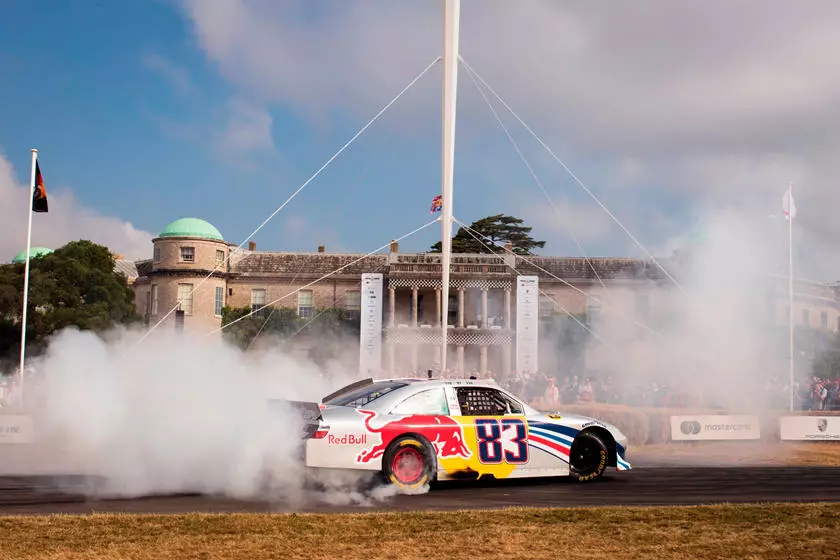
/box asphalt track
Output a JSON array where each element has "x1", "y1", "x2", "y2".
[{"x1": 1, "y1": 466, "x2": 839, "y2": 515}]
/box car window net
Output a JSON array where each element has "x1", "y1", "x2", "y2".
[
  {"x1": 457, "y1": 388, "x2": 510, "y2": 416},
  {"x1": 324, "y1": 381, "x2": 408, "y2": 408}
]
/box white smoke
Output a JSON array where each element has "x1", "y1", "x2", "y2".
[
  {"x1": 15, "y1": 325, "x2": 411, "y2": 505},
  {"x1": 582, "y1": 208, "x2": 797, "y2": 411}
]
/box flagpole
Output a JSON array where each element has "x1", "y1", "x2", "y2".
[
  {"x1": 18, "y1": 148, "x2": 38, "y2": 404},
  {"x1": 787, "y1": 182, "x2": 794, "y2": 412}
]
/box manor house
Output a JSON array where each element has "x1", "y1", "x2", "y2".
[{"x1": 117, "y1": 217, "x2": 840, "y2": 376}]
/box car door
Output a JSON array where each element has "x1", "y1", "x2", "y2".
[{"x1": 451, "y1": 386, "x2": 531, "y2": 477}]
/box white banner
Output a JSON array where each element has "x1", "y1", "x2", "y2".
[
  {"x1": 670, "y1": 415, "x2": 761, "y2": 441},
  {"x1": 0, "y1": 415, "x2": 34, "y2": 444},
  {"x1": 780, "y1": 416, "x2": 840, "y2": 441},
  {"x1": 359, "y1": 273, "x2": 383, "y2": 376},
  {"x1": 516, "y1": 275, "x2": 539, "y2": 375}
]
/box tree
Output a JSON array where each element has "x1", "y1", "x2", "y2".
[
  {"x1": 429, "y1": 214, "x2": 545, "y2": 255},
  {"x1": 0, "y1": 240, "x2": 140, "y2": 364}
]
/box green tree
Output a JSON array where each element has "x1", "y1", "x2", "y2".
[
  {"x1": 430, "y1": 214, "x2": 545, "y2": 255},
  {"x1": 0, "y1": 240, "x2": 140, "y2": 364},
  {"x1": 221, "y1": 305, "x2": 361, "y2": 366}
]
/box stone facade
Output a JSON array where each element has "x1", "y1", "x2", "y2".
[{"x1": 127, "y1": 231, "x2": 840, "y2": 376}]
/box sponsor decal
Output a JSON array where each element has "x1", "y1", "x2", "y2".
[
  {"x1": 670, "y1": 415, "x2": 760, "y2": 441},
  {"x1": 327, "y1": 433, "x2": 368, "y2": 445},
  {"x1": 582, "y1": 420, "x2": 607, "y2": 429},
  {"x1": 0, "y1": 415, "x2": 34, "y2": 444},
  {"x1": 355, "y1": 410, "x2": 472, "y2": 464},
  {"x1": 780, "y1": 416, "x2": 840, "y2": 441}
]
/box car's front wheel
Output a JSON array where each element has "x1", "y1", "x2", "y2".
[
  {"x1": 569, "y1": 431, "x2": 608, "y2": 482},
  {"x1": 382, "y1": 435, "x2": 435, "y2": 490}
]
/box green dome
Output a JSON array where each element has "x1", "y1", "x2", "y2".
[
  {"x1": 12, "y1": 247, "x2": 53, "y2": 264},
  {"x1": 159, "y1": 218, "x2": 224, "y2": 241}
]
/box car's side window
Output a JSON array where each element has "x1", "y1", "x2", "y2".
[
  {"x1": 455, "y1": 387, "x2": 522, "y2": 416},
  {"x1": 391, "y1": 388, "x2": 450, "y2": 416}
]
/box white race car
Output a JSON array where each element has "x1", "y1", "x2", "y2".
[{"x1": 294, "y1": 377, "x2": 631, "y2": 490}]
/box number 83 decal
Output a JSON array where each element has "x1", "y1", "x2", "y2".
[{"x1": 475, "y1": 418, "x2": 529, "y2": 464}]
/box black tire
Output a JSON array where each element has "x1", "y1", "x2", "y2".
[
  {"x1": 382, "y1": 435, "x2": 435, "y2": 490},
  {"x1": 569, "y1": 431, "x2": 608, "y2": 482}
]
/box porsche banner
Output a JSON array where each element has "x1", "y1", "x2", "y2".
[
  {"x1": 516, "y1": 275, "x2": 539, "y2": 375},
  {"x1": 359, "y1": 273, "x2": 383, "y2": 376},
  {"x1": 780, "y1": 416, "x2": 840, "y2": 440}
]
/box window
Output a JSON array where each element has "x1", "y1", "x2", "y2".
[
  {"x1": 153, "y1": 247, "x2": 161, "y2": 262},
  {"x1": 151, "y1": 285, "x2": 158, "y2": 315},
  {"x1": 345, "y1": 290, "x2": 361, "y2": 311},
  {"x1": 802, "y1": 309, "x2": 810, "y2": 327},
  {"x1": 214, "y1": 286, "x2": 224, "y2": 316},
  {"x1": 455, "y1": 387, "x2": 523, "y2": 416},
  {"x1": 298, "y1": 290, "x2": 313, "y2": 318},
  {"x1": 215, "y1": 250, "x2": 225, "y2": 267},
  {"x1": 177, "y1": 283, "x2": 194, "y2": 315},
  {"x1": 391, "y1": 389, "x2": 449, "y2": 416},
  {"x1": 323, "y1": 381, "x2": 408, "y2": 408},
  {"x1": 251, "y1": 289, "x2": 266, "y2": 313},
  {"x1": 821, "y1": 311, "x2": 828, "y2": 330},
  {"x1": 539, "y1": 295, "x2": 554, "y2": 318},
  {"x1": 180, "y1": 247, "x2": 195, "y2": 263},
  {"x1": 587, "y1": 297, "x2": 602, "y2": 325}
]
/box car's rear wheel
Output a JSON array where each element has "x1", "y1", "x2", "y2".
[
  {"x1": 569, "y1": 431, "x2": 608, "y2": 482},
  {"x1": 382, "y1": 435, "x2": 434, "y2": 490}
]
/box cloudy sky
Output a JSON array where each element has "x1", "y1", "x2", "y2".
[{"x1": 1, "y1": 1, "x2": 838, "y2": 278}]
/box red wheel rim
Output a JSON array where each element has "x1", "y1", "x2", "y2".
[{"x1": 392, "y1": 447, "x2": 424, "y2": 484}]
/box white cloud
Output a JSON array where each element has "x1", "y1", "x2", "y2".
[
  {"x1": 0, "y1": 151, "x2": 154, "y2": 262},
  {"x1": 141, "y1": 53, "x2": 194, "y2": 94},
  {"x1": 179, "y1": 0, "x2": 840, "y2": 278},
  {"x1": 217, "y1": 99, "x2": 275, "y2": 155}
]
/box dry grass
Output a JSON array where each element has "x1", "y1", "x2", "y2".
[
  {"x1": 0, "y1": 503, "x2": 838, "y2": 560},
  {"x1": 633, "y1": 441, "x2": 840, "y2": 466}
]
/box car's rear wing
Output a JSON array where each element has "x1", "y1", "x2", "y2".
[
  {"x1": 320, "y1": 377, "x2": 374, "y2": 404},
  {"x1": 267, "y1": 399, "x2": 322, "y2": 439}
]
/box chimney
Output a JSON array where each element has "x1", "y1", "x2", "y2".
[
  {"x1": 317, "y1": 244, "x2": 325, "y2": 253},
  {"x1": 504, "y1": 241, "x2": 513, "y2": 253},
  {"x1": 248, "y1": 241, "x2": 256, "y2": 251},
  {"x1": 390, "y1": 239, "x2": 399, "y2": 253}
]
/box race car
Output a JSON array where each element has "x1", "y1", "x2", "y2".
[{"x1": 296, "y1": 377, "x2": 631, "y2": 490}]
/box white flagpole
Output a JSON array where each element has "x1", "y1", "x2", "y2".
[
  {"x1": 787, "y1": 183, "x2": 794, "y2": 412},
  {"x1": 439, "y1": 0, "x2": 460, "y2": 374},
  {"x1": 18, "y1": 148, "x2": 38, "y2": 404}
]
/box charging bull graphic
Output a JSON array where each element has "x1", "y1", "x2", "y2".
[{"x1": 355, "y1": 410, "x2": 473, "y2": 463}]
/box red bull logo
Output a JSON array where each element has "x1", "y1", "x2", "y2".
[
  {"x1": 327, "y1": 433, "x2": 368, "y2": 445},
  {"x1": 355, "y1": 410, "x2": 473, "y2": 464}
]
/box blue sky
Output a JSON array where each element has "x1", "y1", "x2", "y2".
[{"x1": 1, "y1": 1, "x2": 837, "y2": 279}]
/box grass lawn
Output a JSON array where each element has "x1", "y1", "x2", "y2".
[{"x1": 0, "y1": 503, "x2": 838, "y2": 560}]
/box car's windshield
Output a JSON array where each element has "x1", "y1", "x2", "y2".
[{"x1": 323, "y1": 381, "x2": 408, "y2": 408}]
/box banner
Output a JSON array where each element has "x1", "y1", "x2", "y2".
[
  {"x1": 780, "y1": 416, "x2": 840, "y2": 441},
  {"x1": 516, "y1": 275, "x2": 539, "y2": 374},
  {"x1": 359, "y1": 273, "x2": 383, "y2": 376},
  {"x1": 0, "y1": 415, "x2": 34, "y2": 444},
  {"x1": 670, "y1": 415, "x2": 760, "y2": 441}
]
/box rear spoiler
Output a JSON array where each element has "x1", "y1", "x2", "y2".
[
  {"x1": 320, "y1": 377, "x2": 374, "y2": 404},
  {"x1": 267, "y1": 399, "x2": 322, "y2": 439}
]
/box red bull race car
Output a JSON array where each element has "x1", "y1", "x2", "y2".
[{"x1": 297, "y1": 377, "x2": 631, "y2": 490}]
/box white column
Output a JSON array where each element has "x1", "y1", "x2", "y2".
[
  {"x1": 480, "y1": 346, "x2": 488, "y2": 375},
  {"x1": 389, "y1": 286, "x2": 396, "y2": 328},
  {"x1": 503, "y1": 344, "x2": 512, "y2": 376},
  {"x1": 389, "y1": 343, "x2": 396, "y2": 376},
  {"x1": 504, "y1": 288, "x2": 511, "y2": 329},
  {"x1": 457, "y1": 345, "x2": 465, "y2": 376},
  {"x1": 435, "y1": 288, "x2": 442, "y2": 326},
  {"x1": 458, "y1": 288, "x2": 465, "y2": 328},
  {"x1": 411, "y1": 287, "x2": 419, "y2": 327},
  {"x1": 481, "y1": 288, "x2": 488, "y2": 328}
]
